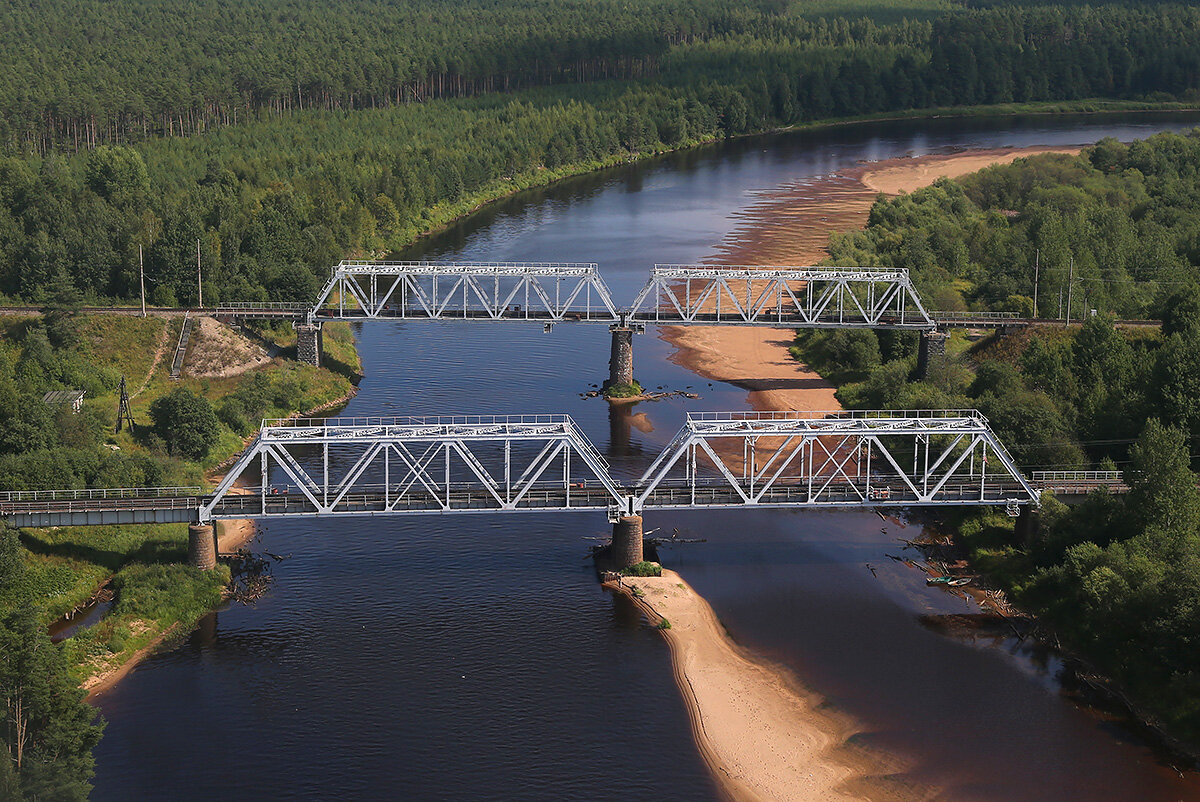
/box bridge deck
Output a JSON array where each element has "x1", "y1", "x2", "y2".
[{"x1": 0, "y1": 479, "x2": 1120, "y2": 528}]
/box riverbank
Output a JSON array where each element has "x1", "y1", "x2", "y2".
[
  {"x1": 607, "y1": 570, "x2": 913, "y2": 801},
  {"x1": 0, "y1": 311, "x2": 361, "y2": 702},
  {"x1": 396, "y1": 98, "x2": 1185, "y2": 255},
  {"x1": 664, "y1": 144, "x2": 1082, "y2": 402},
  {"x1": 648, "y1": 144, "x2": 1092, "y2": 798}
]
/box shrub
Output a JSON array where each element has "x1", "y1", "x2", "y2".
[
  {"x1": 621, "y1": 561, "x2": 661, "y2": 577},
  {"x1": 603, "y1": 380, "x2": 643, "y2": 399},
  {"x1": 149, "y1": 387, "x2": 219, "y2": 459}
]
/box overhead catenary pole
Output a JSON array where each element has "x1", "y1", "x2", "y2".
[
  {"x1": 1066, "y1": 255, "x2": 1074, "y2": 326},
  {"x1": 197, "y1": 238, "x2": 203, "y2": 308},
  {"x1": 139, "y1": 245, "x2": 146, "y2": 318},
  {"x1": 1032, "y1": 249, "x2": 1039, "y2": 318}
]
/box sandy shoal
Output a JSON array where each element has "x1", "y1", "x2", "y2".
[
  {"x1": 613, "y1": 571, "x2": 890, "y2": 801},
  {"x1": 649, "y1": 146, "x2": 1083, "y2": 800}
]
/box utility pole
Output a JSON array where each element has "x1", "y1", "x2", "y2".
[
  {"x1": 1066, "y1": 255, "x2": 1074, "y2": 326},
  {"x1": 196, "y1": 238, "x2": 203, "y2": 309},
  {"x1": 1032, "y1": 249, "x2": 1039, "y2": 318},
  {"x1": 139, "y1": 245, "x2": 146, "y2": 318}
]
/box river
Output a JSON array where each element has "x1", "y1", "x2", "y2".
[{"x1": 92, "y1": 112, "x2": 1200, "y2": 800}]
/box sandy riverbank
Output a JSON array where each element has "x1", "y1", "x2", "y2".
[
  {"x1": 652, "y1": 146, "x2": 1083, "y2": 800},
  {"x1": 665, "y1": 145, "x2": 1082, "y2": 412}
]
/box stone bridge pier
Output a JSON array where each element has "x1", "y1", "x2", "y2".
[
  {"x1": 188, "y1": 523, "x2": 217, "y2": 570},
  {"x1": 605, "y1": 324, "x2": 635, "y2": 391},
  {"x1": 915, "y1": 330, "x2": 949, "y2": 380},
  {"x1": 610, "y1": 515, "x2": 644, "y2": 568},
  {"x1": 296, "y1": 322, "x2": 323, "y2": 367}
]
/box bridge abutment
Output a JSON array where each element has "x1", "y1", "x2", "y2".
[
  {"x1": 610, "y1": 515, "x2": 644, "y2": 569},
  {"x1": 604, "y1": 325, "x2": 635, "y2": 393},
  {"x1": 188, "y1": 523, "x2": 217, "y2": 570},
  {"x1": 1015, "y1": 505, "x2": 1040, "y2": 548},
  {"x1": 296, "y1": 322, "x2": 323, "y2": 367},
  {"x1": 915, "y1": 330, "x2": 949, "y2": 380}
]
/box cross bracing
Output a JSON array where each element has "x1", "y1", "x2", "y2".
[
  {"x1": 309, "y1": 261, "x2": 621, "y2": 324},
  {"x1": 627, "y1": 265, "x2": 936, "y2": 329},
  {"x1": 198, "y1": 415, "x2": 629, "y2": 522},
  {"x1": 182, "y1": 410, "x2": 1037, "y2": 524},
  {"x1": 630, "y1": 410, "x2": 1039, "y2": 514}
]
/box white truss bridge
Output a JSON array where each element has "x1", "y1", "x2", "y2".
[
  {"x1": 308, "y1": 261, "x2": 622, "y2": 323},
  {"x1": 0, "y1": 410, "x2": 1043, "y2": 528},
  {"x1": 627, "y1": 265, "x2": 934, "y2": 328},
  {"x1": 216, "y1": 261, "x2": 938, "y2": 330}
]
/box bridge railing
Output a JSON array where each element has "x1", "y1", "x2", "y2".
[
  {"x1": 685, "y1": 409, "x2": 986, "y2": 423},
  {"x1": 930, "y1": 311, "x2": 1023, "y2": 321},
  {"x1": 260, "y1": 414, "x2": 575, "y2": 430},
  {"x1": 214, "y1": 302, "x2": 310, "y2": 313},
  {"x1": 0, "y1": 486, "x2": 202, "y2": 502},
  {"x1": 1031, "y1": 470, "x2": 1122, "y2": 482}
]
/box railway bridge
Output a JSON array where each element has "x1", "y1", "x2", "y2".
[
  {"x1": 214, "y1": 261, "x2": 1009, "y2": 385},
  {"x1": 0, "y1": 410, "x2": 1121, "y2": 570}
]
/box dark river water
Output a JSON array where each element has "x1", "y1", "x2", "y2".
[{"x1": 92, "y1": 113, "x2": 1200, "y2": 800}]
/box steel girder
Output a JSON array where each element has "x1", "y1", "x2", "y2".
[
  {"x1": 627, "y1": 265, "x2": 936, "y2": 329},
  {"x1": 309, "y1": 261, "x2": 621, "y2": 324},
  {"x1": 629, "y1": 410, "x2": 1039, "y2": 513},
  {"x1": 198, "y1": 416, "x2": 628, "y2": 521}
]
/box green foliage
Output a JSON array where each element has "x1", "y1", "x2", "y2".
[
  {"x1": 656, "y1": 617, "x2": 672, "y2": 630},
  {"x1": 83, "y1": 147, "x2": 149, "y2": 202},
  {"x1": 621, "y1": 561, "x2": 663, "y2": 577},
  {"x1": 0, "y1": 525, "x2": 24, "y2": 611},
  {"x1": 149, "y1": 387, "x2": 219, "y2": 460},
  {"x1": 1126, "y1": 420, "x2": 1200, "y2": 533},
  {"x1": 603, "y1": 381, "x2": 644, "y2": 399},
  {"x1": 0, "y1": 606, "x2": 103, "y2": 801},
  {"x1": 791, "y1": 329, "x2": 881, "y2": 383},
  {"x1": 0, "y1": 6, "x2": 1194, "y2": 305},
  {"x1": 110, "y1": 564, "x2": 228, "y2": 627}
]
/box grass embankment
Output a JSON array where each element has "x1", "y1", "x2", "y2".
[
  {"x1": 10, "y1": 523, "x2": 230, "y2": 685},
  {"x1": 1, "y1": 311, "x2": 358, "y2": 686}
]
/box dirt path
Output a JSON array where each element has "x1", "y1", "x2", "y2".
[{"x1": 131, "y1": 319, "x2": 173, "y2": 398}]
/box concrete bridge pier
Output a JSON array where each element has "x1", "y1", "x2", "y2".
[
  {"x1": 605, "y1": 325, "x2": 635, "y2": 391},
  {"x1": 915, "y1": 330, "x2": 949, "y2": 380},
  {"x1": 296, "y1": 322, "x2": 323, "y2": 367},
  {"x1": 610, "y1": 515, "x2": 644, "y2": 569},
  {"x1": 188, "y1": 523, "x2": 217, "y2": 570}
]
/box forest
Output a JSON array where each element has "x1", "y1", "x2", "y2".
[
  {"x1": 795, "y1": 129, "x2": 1200, "y2": 743},
  {"x1": 1, "y1": 3, "x2": 1200, "y2": 306}
]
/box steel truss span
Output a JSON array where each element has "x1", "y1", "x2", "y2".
[
  {"x1": 193, "y1": 410, "x2": 1038, "y2": 523},
  {"x1": 199, "y1": 415, "x2": 628, "y2": 522},
  {"x1": 631, "y1": 410, "x2": 1039, "y2": 515},
  {"x1": 627, "y1": 265, "x2": 936, "y2": 329},
  {"x1": 309, "y1": 261, "x2": 621, "y2": 324}
]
